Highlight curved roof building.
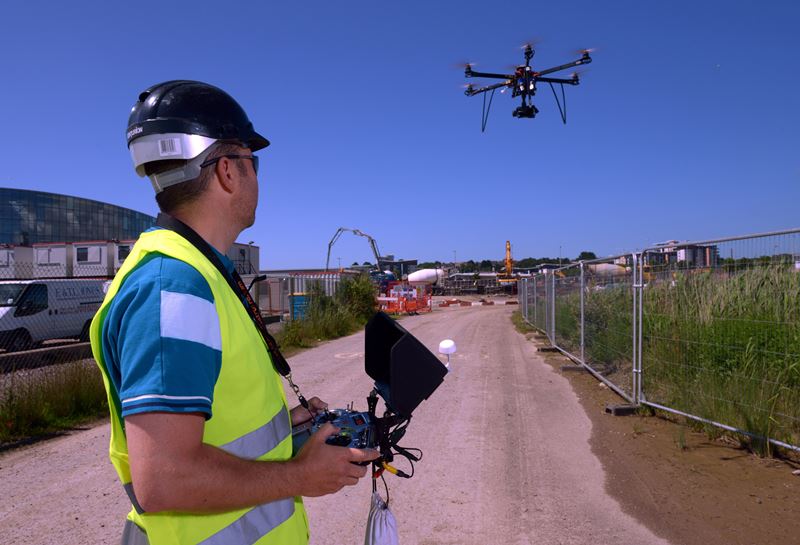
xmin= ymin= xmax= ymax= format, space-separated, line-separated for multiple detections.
xmin=0 ymin=188 xmax=155 ymax=246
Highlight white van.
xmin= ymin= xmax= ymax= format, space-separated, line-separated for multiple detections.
xmin=0 ymin=279 xmax=105 ymax=351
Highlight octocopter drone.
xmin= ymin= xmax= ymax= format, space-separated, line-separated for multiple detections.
xmin=463 ymin=43 xmax=593 ymax=131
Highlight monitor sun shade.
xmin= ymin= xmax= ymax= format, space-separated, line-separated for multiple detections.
xmin=365 ymin=311 xmax=448 ymax=418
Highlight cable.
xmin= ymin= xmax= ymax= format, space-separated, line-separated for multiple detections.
xmin=548 ymin=82 xmax=568 ymax=124
xmin=381 ymin=473 xmax=389 ymax=504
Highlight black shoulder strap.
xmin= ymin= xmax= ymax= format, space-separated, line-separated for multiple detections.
xmin=154 ymin=213 xmax=292 ymax=377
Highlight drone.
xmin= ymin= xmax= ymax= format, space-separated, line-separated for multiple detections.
xmin=463 ymin=43 xmax=593 ymax=131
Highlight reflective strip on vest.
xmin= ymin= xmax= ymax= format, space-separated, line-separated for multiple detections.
xmin=219 ymin=406 xmax=290 ymax=460
xmin=198 ymin=498 xmax=295 ymax=545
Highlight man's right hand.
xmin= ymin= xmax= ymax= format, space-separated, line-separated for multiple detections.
xmin=292 ymin=423 xmax=380 ymax=497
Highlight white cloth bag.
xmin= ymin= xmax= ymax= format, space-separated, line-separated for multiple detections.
xmin=364 ymin=491 xmax=399 ymax=545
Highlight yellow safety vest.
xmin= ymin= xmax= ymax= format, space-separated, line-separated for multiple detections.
xmin=90 ymin=229 xmax=309 ymax=544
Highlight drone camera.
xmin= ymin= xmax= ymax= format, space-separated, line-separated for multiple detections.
xmin=512 ymin=104 xmax=538 ymax=118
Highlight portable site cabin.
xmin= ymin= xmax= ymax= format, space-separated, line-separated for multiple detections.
xmin=0 ymin=246 xmax=34 ymax=280
xmin=72 ymin=241 xmax=111 ymax=277
xmin=33 ymin=243 xmax=71 ymax=278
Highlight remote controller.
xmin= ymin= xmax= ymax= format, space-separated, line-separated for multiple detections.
xmin=291 ymin=408 xmax=376 ymax=455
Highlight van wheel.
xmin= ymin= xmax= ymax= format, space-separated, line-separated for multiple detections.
xmin=79 ymin=321 xmax=91 ymax=342
xmin=8 ymin=330 xmax=32 ymax=352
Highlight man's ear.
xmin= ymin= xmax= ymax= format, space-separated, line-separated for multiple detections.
xmin=214 ymin=157 xmax=236 ymax=195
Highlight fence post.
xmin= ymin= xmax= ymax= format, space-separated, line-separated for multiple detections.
xmin=533 ymin=276 xmax=537 ymax=327
xmin=637 ymin=251 xmax=644 ymax=405
xmin=631 ymin=253 xmax=641 ymax=405
xmin=524 ymin=279 xmax=529 ymax=322
xmin=521 ymin=279 xmax=527 ymax=320
xmin=580 ymin=262 xmax=585 ymax=364
xmin=549 ymin=273 xmax=555 ymax=344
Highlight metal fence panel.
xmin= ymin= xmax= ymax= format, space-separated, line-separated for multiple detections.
xmin=581 ymin=256 xmax=636 ymax=401
xmin=639 ymin=231 xmax=800 ymax=451
xmin=552 ymin=265 xmax=582 ymax=359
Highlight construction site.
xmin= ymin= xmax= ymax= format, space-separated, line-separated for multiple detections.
xmin=3 ymin=3 xmax=800 ymax=545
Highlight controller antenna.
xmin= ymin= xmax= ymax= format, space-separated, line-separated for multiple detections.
xmin=367 ymin=388 xmax=379 ymax=419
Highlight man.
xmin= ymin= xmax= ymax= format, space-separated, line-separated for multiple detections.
xmin=90 ymin=80 xmax=377 ymax=545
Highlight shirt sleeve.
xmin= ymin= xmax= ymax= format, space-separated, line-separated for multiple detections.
xmin=102 ymin=254 xmax=223 ymax=419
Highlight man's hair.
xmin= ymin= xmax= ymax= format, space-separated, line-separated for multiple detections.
xmin=146 ymin=142 xmax=248 ymax=214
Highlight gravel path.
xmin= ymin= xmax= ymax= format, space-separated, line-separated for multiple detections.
xmin=0 ymin=305 xmax=670 ymax=545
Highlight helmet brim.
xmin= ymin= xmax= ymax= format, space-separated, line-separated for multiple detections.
xmin=247 ymin=130 xmax=270 ymax=152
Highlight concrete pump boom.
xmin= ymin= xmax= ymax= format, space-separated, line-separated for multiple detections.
xmin=325 ymin=227 xmax=384 ymax=272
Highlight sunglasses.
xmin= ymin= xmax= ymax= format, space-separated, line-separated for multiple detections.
xmin=199 ymin=154 xmax=259 ymax=174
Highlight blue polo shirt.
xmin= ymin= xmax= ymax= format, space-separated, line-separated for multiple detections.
xmin=101 ymin=239 xmax=235 ymax=420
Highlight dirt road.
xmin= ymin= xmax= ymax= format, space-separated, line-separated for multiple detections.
xmin=0 ymin=304 xmax=669 ymax=545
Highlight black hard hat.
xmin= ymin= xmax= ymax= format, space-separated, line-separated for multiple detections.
xmin=126 ymin=80 xmax=269 ymax=191
xmin=127 ymin=80 xmax=269 ymax=150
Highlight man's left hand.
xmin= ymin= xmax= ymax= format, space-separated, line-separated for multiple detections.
xmin=291 ymin=396 xmax=328 ymax=426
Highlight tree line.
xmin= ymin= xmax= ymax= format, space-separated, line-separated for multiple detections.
xmin=417 ymin=252 xmax=598 ymax=273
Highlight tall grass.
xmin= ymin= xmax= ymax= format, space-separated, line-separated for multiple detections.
xmin=0 ymin=361 xmax=107 ymax=445
xmin=549 ymin=265 xmax=800 ymax=455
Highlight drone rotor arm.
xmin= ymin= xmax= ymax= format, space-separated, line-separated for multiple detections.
xmin=465 ymin=81 xmax=512 ymax=96
xmin=466 ymin=70 xmax=516 ymax=80
xmin=534 ymin=56 xmax=592 ymax=78
xmin=535 ymin=76 xmax=580 ymax=86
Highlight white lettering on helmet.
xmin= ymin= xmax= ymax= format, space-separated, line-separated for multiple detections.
xmin=127 ymin=126 xmax=143 ymax=140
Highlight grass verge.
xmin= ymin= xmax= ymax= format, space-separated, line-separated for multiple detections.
xmin=511 ymin=310 xmax=537 ymax=335
xmin=0 ymin=361 xmax=107 ymax=446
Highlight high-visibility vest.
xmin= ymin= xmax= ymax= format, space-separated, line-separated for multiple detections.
xmin=90 ymin=229 xmax=309 ymax=544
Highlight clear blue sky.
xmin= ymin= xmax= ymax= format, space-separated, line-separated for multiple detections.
xmin=1 ymin=1 xmax=798 ymax=268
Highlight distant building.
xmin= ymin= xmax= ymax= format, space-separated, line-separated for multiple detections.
xmin=645 ymin=240 xmax=719 ymax=268
xmin=0 ymin=187 xmax=258 ymax=278
xmin=1 ymin=188 xmax=154 ymax=245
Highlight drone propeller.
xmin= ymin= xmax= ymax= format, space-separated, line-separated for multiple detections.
xmin=519 ymin=37 xmax=541 ymax=49
xmin=453 ymin=60 xmax=478 ymax=69
xmin=573 ymin=48 xmax=596 ymax=55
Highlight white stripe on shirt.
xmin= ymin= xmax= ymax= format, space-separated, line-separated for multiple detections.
xmin=160 ymin=290 xmax=222 ymax=351
xmin=122 ymin=393 xmax=213 ymax=405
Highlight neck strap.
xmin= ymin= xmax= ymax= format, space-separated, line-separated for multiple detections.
xmin=154 ymin=213 xmax=292 ymax=377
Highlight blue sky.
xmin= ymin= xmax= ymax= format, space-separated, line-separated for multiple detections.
xmin=1 ymin=1 xmax=798 ymax=268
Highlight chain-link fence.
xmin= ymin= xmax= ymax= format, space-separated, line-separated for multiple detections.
xmin=518 ymin=228 xmax=800 ymax=452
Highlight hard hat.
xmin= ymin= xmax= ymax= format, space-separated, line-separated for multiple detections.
xmin=126 ymin=80 xmax=269 ymax=192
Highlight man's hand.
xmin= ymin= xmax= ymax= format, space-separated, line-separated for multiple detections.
xmin=291 ymin=423 xmax=380 ymax=497
xmin=290 ymin=396 xmax=328 ymax=426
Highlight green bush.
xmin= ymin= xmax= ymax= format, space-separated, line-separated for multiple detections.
xmin=277 ymin=274 xmax=377 ymax=349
